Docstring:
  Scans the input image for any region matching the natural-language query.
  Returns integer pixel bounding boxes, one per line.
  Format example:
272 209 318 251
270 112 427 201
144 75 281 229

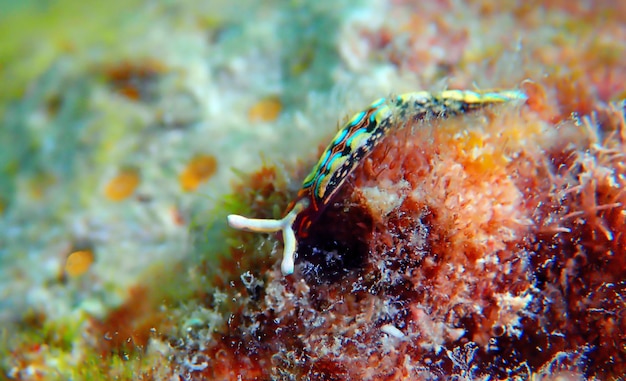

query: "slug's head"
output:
288 187 334 238
287 197 314 237
227 194 316 276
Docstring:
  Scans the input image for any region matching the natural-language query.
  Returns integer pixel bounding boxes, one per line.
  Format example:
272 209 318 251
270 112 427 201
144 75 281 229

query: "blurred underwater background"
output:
1 0 625 379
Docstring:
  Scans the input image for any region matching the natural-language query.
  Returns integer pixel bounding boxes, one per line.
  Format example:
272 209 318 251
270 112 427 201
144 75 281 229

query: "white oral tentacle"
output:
227 214 284 232
227 210 299 275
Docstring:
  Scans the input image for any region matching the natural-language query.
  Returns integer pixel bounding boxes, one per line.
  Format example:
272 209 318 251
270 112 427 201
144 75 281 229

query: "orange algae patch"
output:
65 249 94 277
104 168 140 201
363 109 534 263
248 96 282 122
179 154 218 192
442 107 548 176
446 127 506 175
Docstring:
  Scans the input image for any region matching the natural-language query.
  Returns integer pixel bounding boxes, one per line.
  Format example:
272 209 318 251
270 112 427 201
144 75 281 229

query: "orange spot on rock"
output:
105 169 140 201
65 250 94 277
248 96 282 122
180 154 218 192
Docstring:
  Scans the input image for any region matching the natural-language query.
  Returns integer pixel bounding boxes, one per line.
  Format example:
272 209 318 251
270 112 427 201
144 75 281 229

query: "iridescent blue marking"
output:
345 128 369 148
349 111 366 127
331 128 349 145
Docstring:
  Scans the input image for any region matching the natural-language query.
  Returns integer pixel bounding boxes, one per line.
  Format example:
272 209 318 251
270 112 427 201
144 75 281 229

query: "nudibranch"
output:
228 89 527 275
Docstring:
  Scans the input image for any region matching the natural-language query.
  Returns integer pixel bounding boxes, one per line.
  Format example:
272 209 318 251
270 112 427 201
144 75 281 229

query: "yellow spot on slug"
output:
180 154 218 192
65 250 94 277
105 169 140 201
346 131 370 150
248 96 282 122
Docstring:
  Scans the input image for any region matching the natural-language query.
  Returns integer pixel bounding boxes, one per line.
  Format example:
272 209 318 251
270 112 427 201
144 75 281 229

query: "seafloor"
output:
1 0 625 380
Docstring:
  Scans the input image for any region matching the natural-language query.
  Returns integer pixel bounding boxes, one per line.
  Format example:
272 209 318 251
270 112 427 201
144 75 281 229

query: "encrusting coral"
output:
175 80 626 380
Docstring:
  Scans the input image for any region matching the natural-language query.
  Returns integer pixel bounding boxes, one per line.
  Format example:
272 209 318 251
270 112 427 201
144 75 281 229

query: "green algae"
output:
0 0 146 116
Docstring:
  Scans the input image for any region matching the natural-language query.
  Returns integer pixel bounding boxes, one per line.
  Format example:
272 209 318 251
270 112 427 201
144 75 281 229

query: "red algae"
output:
177 82 626 380
87 286 166 357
